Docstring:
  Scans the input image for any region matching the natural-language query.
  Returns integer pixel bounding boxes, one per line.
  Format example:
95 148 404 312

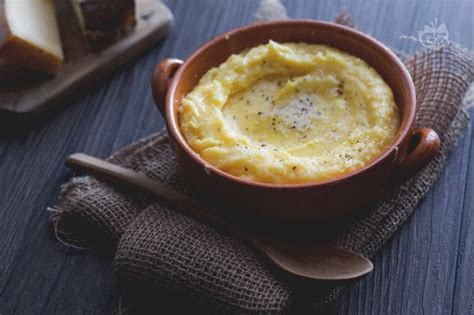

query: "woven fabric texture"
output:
52 18 474 314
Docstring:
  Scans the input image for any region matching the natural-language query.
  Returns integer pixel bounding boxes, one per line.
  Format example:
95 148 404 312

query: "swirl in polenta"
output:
179 41 400 184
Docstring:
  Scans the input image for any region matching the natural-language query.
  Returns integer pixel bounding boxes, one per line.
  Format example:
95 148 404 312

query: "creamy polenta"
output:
179 41 400 184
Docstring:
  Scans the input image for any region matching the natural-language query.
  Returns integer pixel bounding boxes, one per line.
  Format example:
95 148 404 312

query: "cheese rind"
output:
0 0 64 75
0 58 35 83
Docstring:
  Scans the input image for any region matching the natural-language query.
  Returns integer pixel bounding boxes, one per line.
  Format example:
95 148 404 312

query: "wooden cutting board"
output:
0 0 173 113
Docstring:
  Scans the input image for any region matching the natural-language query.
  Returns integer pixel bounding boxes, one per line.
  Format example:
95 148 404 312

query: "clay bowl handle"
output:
396 128 441 183
152 58 183 117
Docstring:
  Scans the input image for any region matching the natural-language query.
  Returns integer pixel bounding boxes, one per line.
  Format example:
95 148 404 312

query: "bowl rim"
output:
165 19 416 189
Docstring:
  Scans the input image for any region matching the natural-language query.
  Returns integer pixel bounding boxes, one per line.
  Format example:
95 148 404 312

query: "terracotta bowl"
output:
151 20 440 223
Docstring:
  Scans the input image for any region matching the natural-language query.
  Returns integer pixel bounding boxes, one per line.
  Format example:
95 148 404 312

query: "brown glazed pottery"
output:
151 20 440 223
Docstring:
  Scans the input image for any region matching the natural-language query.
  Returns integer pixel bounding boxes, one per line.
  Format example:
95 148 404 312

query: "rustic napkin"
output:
51 2 474 313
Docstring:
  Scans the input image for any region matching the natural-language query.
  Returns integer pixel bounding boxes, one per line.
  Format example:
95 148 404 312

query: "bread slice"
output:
0 0 64 75
71 0 136 48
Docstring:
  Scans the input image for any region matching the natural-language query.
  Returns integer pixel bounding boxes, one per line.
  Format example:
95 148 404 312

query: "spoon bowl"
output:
257 239 372 280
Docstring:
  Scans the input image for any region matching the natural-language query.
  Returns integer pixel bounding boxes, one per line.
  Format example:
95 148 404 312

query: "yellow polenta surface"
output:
179 41 400 184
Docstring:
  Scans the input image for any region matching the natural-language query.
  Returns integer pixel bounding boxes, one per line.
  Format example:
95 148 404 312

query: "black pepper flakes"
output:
337 80 345 96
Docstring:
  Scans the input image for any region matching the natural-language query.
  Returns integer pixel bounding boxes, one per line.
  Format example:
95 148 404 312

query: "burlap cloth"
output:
51 3 474 313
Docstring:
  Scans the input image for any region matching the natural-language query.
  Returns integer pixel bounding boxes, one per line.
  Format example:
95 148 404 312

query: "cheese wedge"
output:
0 0 64 75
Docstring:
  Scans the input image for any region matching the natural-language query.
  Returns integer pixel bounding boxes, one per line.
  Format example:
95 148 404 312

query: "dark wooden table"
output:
1 0 473 313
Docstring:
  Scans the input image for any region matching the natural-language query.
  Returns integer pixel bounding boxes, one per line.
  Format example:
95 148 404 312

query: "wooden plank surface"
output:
0 0 472 313
0 0 173 113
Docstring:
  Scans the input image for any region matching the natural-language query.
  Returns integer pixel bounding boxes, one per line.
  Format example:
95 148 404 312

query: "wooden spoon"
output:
66 153 373 281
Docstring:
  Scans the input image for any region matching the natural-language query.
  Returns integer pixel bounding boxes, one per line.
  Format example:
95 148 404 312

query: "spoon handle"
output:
65 153 373 281
65 153 258 245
